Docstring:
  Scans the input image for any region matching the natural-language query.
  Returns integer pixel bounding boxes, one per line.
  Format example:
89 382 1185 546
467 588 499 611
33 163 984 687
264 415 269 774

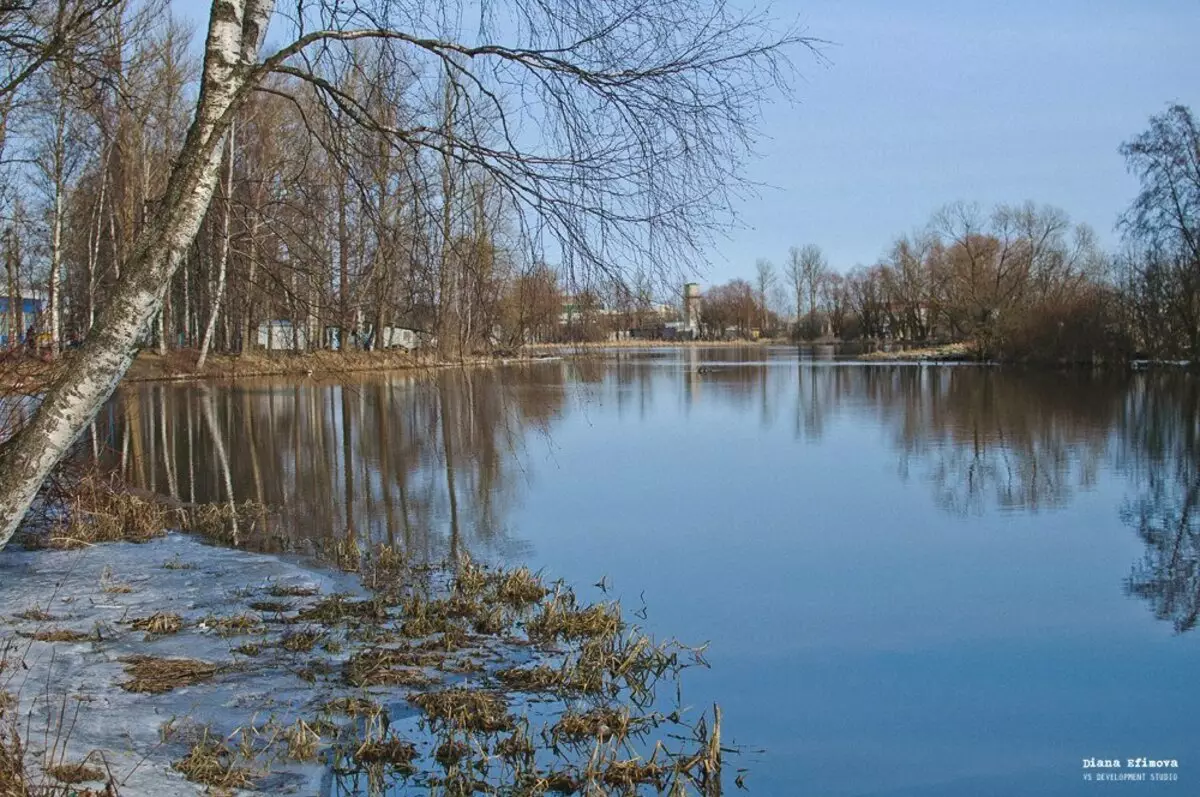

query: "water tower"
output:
683 283 701 336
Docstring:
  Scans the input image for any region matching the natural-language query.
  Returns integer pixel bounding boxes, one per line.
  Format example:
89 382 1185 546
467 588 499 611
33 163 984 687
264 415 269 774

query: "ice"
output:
0 533 369 795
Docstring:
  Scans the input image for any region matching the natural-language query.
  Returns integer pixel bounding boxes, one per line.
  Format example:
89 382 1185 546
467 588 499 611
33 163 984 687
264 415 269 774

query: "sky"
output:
702 0 1200 283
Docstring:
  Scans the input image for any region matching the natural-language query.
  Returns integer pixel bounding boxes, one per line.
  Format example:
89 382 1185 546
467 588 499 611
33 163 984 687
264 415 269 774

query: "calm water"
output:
92 348 1200 796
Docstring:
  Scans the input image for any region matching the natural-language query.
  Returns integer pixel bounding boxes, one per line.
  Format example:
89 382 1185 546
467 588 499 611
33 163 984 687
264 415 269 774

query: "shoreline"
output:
3 342 1193 394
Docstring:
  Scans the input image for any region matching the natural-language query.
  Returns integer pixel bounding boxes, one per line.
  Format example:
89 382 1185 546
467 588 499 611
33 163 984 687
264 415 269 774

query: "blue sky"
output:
703 0 1200 282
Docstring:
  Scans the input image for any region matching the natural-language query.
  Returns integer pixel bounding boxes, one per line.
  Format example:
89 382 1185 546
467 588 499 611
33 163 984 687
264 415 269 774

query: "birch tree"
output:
0 0 807 548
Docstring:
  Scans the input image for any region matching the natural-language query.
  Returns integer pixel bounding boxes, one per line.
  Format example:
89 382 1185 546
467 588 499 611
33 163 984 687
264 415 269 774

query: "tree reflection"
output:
91 367 566 565
88 355 1200 633
1118 373 1200 632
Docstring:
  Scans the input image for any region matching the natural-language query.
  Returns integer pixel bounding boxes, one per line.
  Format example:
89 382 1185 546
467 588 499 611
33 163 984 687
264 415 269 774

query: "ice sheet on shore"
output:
0 533 399 795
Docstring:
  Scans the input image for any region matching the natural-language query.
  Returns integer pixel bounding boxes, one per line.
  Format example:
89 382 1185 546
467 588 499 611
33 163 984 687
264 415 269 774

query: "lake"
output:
92 347 1200 796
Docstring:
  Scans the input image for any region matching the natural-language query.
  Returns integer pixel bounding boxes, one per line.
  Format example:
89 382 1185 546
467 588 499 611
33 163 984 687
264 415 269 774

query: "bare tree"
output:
754 258 775 333
0 0 809 548
1119 104 1200 357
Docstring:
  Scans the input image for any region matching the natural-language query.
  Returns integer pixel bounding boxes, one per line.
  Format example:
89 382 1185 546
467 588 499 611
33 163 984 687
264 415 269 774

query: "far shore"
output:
4 339 1191 393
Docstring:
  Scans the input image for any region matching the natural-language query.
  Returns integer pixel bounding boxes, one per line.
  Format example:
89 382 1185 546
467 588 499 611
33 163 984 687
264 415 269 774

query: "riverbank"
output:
856 341 977 362
0 479 724 795
1 347 560 392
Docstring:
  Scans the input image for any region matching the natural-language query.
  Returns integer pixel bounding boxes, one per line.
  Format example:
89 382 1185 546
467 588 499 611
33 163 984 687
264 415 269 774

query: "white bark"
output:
196 119 235 370
0 0 276 550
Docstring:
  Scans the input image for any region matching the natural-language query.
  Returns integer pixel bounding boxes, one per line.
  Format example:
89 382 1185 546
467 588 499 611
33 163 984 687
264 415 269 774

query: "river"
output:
91 347 1200 796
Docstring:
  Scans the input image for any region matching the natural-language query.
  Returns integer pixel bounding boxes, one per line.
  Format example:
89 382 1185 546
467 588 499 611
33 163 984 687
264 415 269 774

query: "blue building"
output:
0 293 46 348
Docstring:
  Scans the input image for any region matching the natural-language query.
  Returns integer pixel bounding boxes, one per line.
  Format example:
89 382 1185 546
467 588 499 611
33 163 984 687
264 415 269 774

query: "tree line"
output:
0 0 804 547
0 1 803 365
703 105 1200 362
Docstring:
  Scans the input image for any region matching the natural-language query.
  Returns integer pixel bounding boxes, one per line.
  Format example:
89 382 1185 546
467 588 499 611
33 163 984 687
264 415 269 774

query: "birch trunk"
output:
0 0 276 550
196 119 235 370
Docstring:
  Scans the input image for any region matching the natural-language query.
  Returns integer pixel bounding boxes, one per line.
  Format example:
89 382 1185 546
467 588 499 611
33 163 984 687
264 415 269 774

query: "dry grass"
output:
553 707 639 743
36 474 172 549
282 719 321 762
494 567 549 606
0 702 27 797
44 761 104 784
352 735 417 770
408 688 512 732
279 629 324 653
130 612 183 637
232 643 263 657
265 583 319 598
13 607 56 622
320 696 381 717
526 594 622 643
298 595 389 624
120 656 218 694
205 613 261 636
27 628 90 643
247 599 292 613
343 647 441 688
173 731 255 789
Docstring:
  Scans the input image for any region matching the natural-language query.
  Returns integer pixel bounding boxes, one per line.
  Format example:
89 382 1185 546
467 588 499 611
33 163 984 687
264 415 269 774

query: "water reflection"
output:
90 353 1200 634
1118 373 1200 632
92 366 567 563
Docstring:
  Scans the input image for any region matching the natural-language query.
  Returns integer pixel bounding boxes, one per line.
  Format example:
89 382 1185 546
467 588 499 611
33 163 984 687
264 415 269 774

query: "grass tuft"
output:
120 656 218 694
130 612 183 637
45 761 105 784
173 731 255 789
408 688 512 732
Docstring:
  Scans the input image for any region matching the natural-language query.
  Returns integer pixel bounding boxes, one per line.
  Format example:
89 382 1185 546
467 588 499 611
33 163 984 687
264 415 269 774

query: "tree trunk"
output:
0 0 275 550
196 119 235 370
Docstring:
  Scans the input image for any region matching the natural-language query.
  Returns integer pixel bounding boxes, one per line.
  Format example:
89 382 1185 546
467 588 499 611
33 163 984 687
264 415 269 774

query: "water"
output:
91 347 1200 795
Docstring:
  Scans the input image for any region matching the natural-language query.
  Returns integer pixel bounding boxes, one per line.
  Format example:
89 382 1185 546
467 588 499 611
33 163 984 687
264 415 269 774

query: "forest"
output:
1 5 1196 366
692 107 1200 362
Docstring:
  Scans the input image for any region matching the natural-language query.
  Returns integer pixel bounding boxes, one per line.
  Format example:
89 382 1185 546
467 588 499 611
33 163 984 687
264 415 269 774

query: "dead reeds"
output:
130 612 183 638
173 731 255 789
120 656 218 694
408 688 513 732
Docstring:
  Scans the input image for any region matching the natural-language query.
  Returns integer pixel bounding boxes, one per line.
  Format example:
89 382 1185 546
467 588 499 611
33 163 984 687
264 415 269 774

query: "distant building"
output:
0 292 46 348
256 320 311 350
683 283 701 336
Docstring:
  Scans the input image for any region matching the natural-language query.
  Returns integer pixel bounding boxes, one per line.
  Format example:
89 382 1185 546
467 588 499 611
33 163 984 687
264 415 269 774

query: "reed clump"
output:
184 500 266 543
130 612 183 637
299 595 389 624
173 731 255 789
282 719 321 762
248 599 292 613
38 474 172 549
553 707 642 743
13 607 55 622
26 628 90 643
265 583 319 598
352 735 417 770
526 593 622 643
120 656 218 693
279 629 324 653
408 688 513 732
205 613 261 636
343 647 441 687
494 567 549 606
320 696 381 717
0 700 26 797
44 761 105 784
